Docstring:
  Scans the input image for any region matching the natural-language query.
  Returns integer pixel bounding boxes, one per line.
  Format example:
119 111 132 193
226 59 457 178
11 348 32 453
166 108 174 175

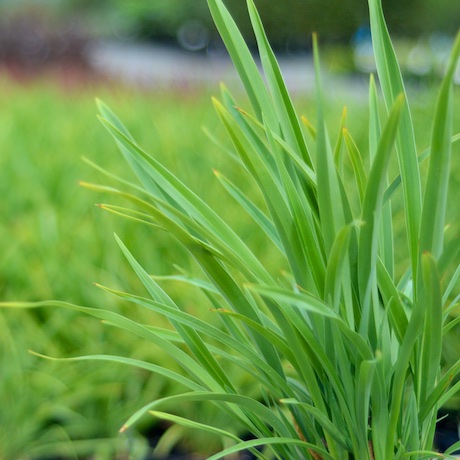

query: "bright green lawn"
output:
0 76 458 458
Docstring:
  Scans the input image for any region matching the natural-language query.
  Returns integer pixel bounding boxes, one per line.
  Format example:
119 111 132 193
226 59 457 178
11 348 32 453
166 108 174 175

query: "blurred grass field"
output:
1 75 459 458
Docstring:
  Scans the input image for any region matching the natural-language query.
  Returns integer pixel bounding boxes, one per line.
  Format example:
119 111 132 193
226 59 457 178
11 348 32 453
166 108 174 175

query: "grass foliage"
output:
2 0 460 458
0 84 227 459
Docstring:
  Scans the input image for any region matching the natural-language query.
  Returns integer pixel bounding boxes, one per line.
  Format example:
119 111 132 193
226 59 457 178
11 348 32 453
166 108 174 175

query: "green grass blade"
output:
213 98 316 288
419 359 460 423
96 100 169 201
343 128 367 203
438 226 460 283
248 285 339 320
206 0 276 126
96 282 293 395
247 0 312 167
1 300 223 391
435 379 460 412
445 441 460 457
324 224 352 312
381 133 460 207
213 170 283 252
114 233 286 381
313 34 347 256
356 359 376 452
149 410 243 444
208 436 334 460
376 260 408 342
385 293 425 457
96 204 161 228
369 74 395 278
152 274 220 295
213 309 296 365
358 94 404 338
231 107 317 185
419 33 460 260
418 252 443 404
262 116 325 293
30 352 204 392
368 0 422 289
281 398 351 450
98 113 282 289
123 391 293 438
333 107 347 172
368 74 381 160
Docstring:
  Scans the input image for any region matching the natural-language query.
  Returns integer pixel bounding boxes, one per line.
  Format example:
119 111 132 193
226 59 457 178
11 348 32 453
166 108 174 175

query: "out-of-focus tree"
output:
0 0 460 58
79 0 458 48
0 0 458 51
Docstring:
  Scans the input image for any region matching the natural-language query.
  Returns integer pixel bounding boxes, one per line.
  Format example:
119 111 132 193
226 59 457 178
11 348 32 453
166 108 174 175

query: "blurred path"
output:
85 40 366 98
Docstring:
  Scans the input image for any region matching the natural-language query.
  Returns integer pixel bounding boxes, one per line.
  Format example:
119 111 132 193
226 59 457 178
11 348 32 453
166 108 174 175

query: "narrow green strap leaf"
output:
313 34 347 256
208 436 334 460
443 314 460 334
333 107 347 172
116 233 286 381
29 352 204 392
231 106 317 184
368 0 422 289
248 284 339 320
435 379 460 412
97 204 161 228
218 86 280 178
214 170 283 251
382 133 460 208
445 441 460 457
96 105 168 201
356 359 377 447
96 281 292 395
99 114 275 286
418 252 443 403
438 225 460 284
207 0 277 126
368 74 381 160
214 309 295 364
376 259 408 342
149 410 242 443
301 115 317 139
343 129 367 203
122 391 292 438
151 274 220 295
419 358 460 421
262 113 325 293
385 281 425 457
214 97 315 289
1 300 223 391
324 224 352 311
96 99 133 139
247 0 312 167
368 72 396 279
280 398 351 451
246 285 365 447
419 32 460 261
358 94 404 338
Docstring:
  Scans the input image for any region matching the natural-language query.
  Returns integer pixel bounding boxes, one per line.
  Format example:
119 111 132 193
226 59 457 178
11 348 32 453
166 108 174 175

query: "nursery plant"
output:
3 0 460 458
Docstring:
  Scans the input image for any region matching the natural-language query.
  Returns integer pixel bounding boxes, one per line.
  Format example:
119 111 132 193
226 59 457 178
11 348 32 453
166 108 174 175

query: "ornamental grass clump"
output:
4 0 460 458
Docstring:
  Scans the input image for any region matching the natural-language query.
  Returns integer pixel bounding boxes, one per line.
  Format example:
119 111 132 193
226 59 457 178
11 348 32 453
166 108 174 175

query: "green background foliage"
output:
0 0 459 46
1 70 460 457
0 0 459 451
